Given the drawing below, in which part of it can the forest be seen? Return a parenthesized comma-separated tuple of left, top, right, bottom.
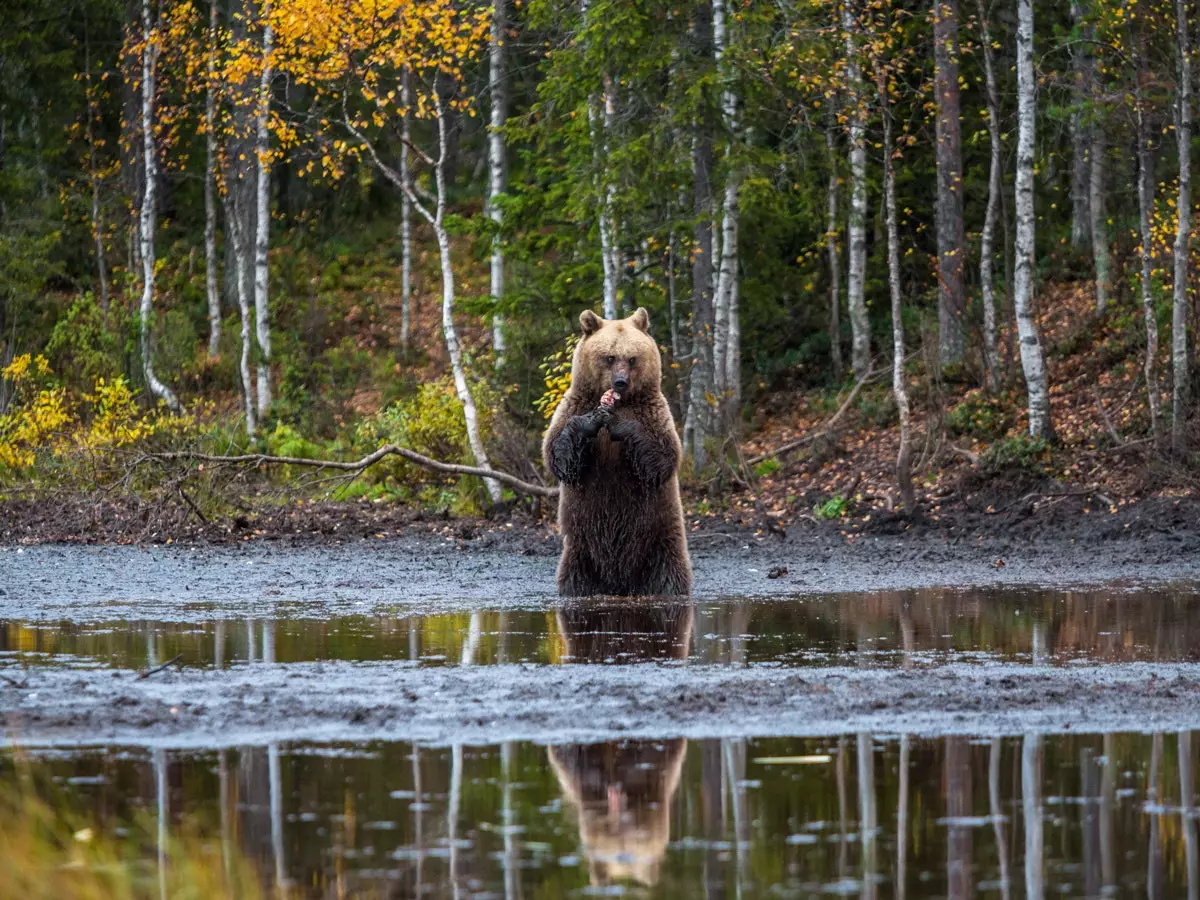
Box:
(0, 0, 1196, 531)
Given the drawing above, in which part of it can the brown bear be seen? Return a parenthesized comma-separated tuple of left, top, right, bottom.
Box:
(542, 307, 692, 596)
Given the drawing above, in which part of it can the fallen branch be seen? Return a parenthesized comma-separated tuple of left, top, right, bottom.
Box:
(153, 444, 560, 499)
(1092, 387, 1125, 447)
(138, 653, 183, 679)
(948, 444, 980, 466)
(746, 366, 878, 467)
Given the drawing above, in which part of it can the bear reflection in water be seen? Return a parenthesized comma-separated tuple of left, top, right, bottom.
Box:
(548, 598, 692, 886)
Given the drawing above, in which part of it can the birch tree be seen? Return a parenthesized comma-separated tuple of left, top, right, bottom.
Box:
(400, 68, 413, 352)
(223, 190, 257, 437)
(932, 0, 965, 368)
(825, 124, 843, 382)
(1013, 0, 1052, 439)
(204, 0, 220, 358)
(1174, 0, 1191, 453)
(1131, 23, 1162, 448)
(1069, 2, 1092, 251)
(487, 0, 507, 363)
(876, 59, 914, 512)
(137, 0, 181, 413)
(252, 4, 274, 418)
(1089, 123, 1110, 313)
(975, 0, 1001, 393)
(712, 0, 741, 414)
(840, 0, 871, 380)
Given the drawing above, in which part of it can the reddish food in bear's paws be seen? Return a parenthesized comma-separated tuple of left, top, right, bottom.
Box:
(600, 390, 620, 408)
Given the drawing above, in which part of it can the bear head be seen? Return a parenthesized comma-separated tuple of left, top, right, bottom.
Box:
(571, 307, 662, 404)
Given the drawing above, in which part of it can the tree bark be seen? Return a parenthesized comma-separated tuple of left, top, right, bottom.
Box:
(712, 0, 741, 416)
(1069, 2, 1092, 251)
(1013, 0, 1052, 439)
(487, 0, 507, 364)
(252, 5, 274, 418)
(84, 32, 111, 317)
(878, 68, 915, 513)
(825, 125, 843, 382)
(1133, 37, 1163, 449)
(684, 4, 716, 468)
(933, 0, 966, 368)
(1174, 0, 1192, 453)
(841, 0, 871, 380)
(400, 69, 413, 352)
(1089, 131, 1110, 313)
(138, 0, 181, 413)
(599, 74, 620, 319)
(222, 191, 257, 438)
(976, 0, 1001, 393)
(204, 0, 220, 357)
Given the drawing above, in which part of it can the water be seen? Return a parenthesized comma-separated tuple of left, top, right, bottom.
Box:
(7, 731, 1200, 897)
(5, 582, 1200, 896)
(4, 584, 1200, 671)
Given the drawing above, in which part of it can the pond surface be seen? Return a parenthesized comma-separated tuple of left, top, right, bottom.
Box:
(9, 730, 1200, 898)
(4, 584, 1200, 671)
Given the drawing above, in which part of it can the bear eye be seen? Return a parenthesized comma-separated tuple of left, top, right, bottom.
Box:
(605, 355, 616, 365)
(628, 357, 637, 366)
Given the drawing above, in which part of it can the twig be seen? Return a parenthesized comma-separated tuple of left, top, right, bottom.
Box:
(138, 653, 183, 679)
(948, 444, 980, 465)
(988, 488, 1111, 516)
(176, 482, 209, 524)
(151, 445, 559, 499)
(746, 366, 878, 466)
(732, 438, 786, 538)
(1092, 387, 1125, 446)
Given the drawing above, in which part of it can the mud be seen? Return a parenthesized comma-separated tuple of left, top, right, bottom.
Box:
(7, 658, 1200, 749)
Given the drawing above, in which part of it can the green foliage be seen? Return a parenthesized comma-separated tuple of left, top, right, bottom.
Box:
(753, 457, 781, 478)
(44, 294, 124, 390)
(813, 494, 848, 520)
(947, 391, 1014, 440)
(982, 436, 1051, 475)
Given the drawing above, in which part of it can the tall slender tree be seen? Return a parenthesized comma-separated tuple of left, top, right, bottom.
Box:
(932, 0, 965, 368)
(712, 0, 741, 415)
(138, 0, 181, 413)
(825, 123, 843, 382)
(252, 3, 274, 419)
(400, 68, 413, 352)
(1013, 0, 1052, 439)
(1069, 2, 1092, 251)
(841, 0, 871, 379)
(1173, 0, 1192, 453)
(487, 0, 507, 364)
(976, 0, 1001, 393)
(204, 0, 220, 358)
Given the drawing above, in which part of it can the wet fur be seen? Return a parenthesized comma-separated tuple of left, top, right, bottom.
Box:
(543, 310, 692, 597)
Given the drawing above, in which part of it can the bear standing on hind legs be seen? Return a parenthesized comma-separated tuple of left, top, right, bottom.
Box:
(543, 307, 693, 597)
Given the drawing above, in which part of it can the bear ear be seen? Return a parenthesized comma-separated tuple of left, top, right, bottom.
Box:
(630, 307, 651, 333)
(579, 309, 602, 336)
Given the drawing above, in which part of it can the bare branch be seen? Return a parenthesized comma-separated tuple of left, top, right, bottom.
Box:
(153, 445, 560, 499)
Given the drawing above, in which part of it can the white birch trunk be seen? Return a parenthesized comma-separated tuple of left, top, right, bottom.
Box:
(598, 75, 619, 319)
(825, 126, 843, 382)
(1023, 735, 1044, 900)
(712, 0, 740, 412)
(1069, 2, 1092, 251)
(1088, 130, 1110, 314)
(977, 0, 1001, 393)
(400, 69, 413, 352)
(432, 92, 502, 504)
(878, 71, 915, 513)
(1174, 0, 1192, 453)
(1134, 70, 1163, 448)
(204, 0, 220, 357)
(841, 1, 871, 380)
(253, 8, 274, 418)
(487, 0, 507, 364)
(138, 0, 181, 414)
(224, 194, 257, 438)
(1013, 0, 1052, 439)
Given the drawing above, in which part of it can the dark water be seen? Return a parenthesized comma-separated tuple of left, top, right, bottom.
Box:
(4, 584, 1200, 671)
(9, 730, 1200, 898)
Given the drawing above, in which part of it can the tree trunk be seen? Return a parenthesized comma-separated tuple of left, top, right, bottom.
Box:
(684, 7, 716, 469)
(84, 34, 111, 317)
(252, 6, 274, 419)
(878, 69, 915, 513)
(138, 0, 180, 413)
(1023, 735, 1044, 900)
(224, 194, 257, 438)
(599, 74, 620, 319)
(712, 0, 740, 416)
(1134, 41, 1163, 449)
(1013, 0, 1052, 439)
(841, 1, 871, 380)
(400, 68, 413, 352)
(1174, 0, 1192, 453)
(1069, 2, 1092, 251)
(933, 0, 966, 369)
(432, 91, 502, 504)
(204, 0, 220, 357)
(487, 0, 507, 364)
(1089, 131, 1110, 314)
(976, 0, 1001, 393)
(825, 125, 843, 383)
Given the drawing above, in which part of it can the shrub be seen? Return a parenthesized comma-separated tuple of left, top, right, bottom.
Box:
(947, 390, 1013, 440)
(813, 494, 848, 520)
(982, 435, 1051, 474)
(753, 457, 781, 478)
